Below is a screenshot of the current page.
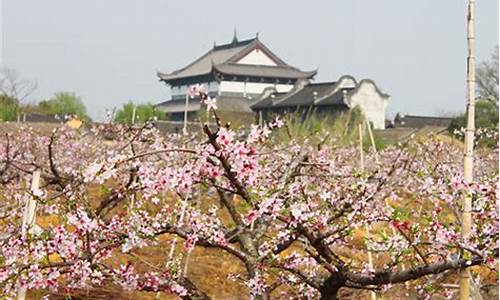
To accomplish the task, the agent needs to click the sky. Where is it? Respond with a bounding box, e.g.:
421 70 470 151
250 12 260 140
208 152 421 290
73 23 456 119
1 0 498 121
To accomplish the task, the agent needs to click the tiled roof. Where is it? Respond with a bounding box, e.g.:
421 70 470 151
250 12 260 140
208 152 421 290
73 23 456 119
157 39 254 82
393 114 453 128
213 63 316 79
251 81 349 110
157 37 315 82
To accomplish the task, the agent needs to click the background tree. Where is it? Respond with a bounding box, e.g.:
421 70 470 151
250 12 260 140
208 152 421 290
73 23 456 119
0 94 19 122
476 45 498 103
0 68 37 121
114 101 165 124
448 47 499 147
36 91 89 120
448 99 499 147
0 67 37 104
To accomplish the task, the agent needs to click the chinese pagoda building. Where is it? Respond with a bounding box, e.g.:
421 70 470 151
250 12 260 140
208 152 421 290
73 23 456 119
156 33 317 121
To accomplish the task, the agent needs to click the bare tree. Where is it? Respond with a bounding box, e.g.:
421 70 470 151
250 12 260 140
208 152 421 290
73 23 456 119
476 45 498 103
0 67 37 104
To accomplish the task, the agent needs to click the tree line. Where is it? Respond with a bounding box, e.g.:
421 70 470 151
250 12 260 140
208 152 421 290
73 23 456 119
0 68 164 124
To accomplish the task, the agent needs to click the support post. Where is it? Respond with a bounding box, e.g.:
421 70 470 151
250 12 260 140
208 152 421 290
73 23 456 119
365 119 379 164
183 93 189 134
131 105 136 125
460 0 475 299
168 193 189 260
359 124 376 300
358 124 364 170
17 169 41 300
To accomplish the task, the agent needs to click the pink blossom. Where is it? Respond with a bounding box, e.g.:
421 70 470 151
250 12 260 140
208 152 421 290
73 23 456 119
204 96 217 111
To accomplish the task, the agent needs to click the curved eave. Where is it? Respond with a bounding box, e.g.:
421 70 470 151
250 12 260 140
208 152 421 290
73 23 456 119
212 64 317 80
348 79 391 98
157 71 213 84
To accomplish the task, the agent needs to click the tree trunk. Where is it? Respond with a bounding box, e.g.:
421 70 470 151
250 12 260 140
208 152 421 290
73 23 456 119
319 285 340 300
319 275 344 300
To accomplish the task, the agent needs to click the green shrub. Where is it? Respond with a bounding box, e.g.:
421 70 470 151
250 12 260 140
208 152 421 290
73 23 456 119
0 94 19 122
448 99 499 147
36 91 89 120
114 101 165 124
271 107 385 149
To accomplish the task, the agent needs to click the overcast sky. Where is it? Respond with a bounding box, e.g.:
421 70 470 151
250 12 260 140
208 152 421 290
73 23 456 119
2 0 498 120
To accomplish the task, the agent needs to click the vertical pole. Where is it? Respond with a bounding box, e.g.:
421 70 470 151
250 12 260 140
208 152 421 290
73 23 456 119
366 116 406 278
358 124 364 170
460 0 475 299
205 103 209 126
110 108 116 124
259 111 263 127
168 193 189 260
367 249 376 300
359 124 376 300
131 105 136 125
183 93 189 134
365 119 379 164
17 169 41 300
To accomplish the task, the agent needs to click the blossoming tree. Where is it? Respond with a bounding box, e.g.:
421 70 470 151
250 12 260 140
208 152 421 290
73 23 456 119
0 86 497 299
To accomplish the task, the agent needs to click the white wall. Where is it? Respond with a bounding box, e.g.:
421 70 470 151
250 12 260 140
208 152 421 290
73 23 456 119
237 49 277 66
275 84 293 93
219 81 245 94
337 77 357 89
219 81 293 96
347 81 388 129
171 81 218 97
171 80 294 99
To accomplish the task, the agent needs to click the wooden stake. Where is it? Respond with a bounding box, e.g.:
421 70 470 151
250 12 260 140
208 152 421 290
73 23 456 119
365 120 379 165
183 93 189 135
17 169 41 300
131 105 137 125
168 193 190 263
358 124 364 170
359 123 376 300
461 0 475 299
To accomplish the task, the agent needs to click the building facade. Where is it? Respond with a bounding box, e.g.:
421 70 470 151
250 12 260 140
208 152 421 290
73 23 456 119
251 75 390 129
156 33 316 121
156 34 390 129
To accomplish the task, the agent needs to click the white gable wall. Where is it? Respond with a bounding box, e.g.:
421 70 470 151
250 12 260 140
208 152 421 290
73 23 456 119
237 49 277 66
337 77 357 89
347 81 388 129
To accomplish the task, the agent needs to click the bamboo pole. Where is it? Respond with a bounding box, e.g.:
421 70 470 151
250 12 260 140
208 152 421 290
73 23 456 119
364 120 379 165
359 124 377 300
131 105 137 125
168 194 189 260
358 124 364 171
183 93 189 134
460 0 475 299
17 169 41 300
365 117 409 281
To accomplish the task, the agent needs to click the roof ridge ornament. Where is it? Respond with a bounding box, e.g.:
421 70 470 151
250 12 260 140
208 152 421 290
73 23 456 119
232 28 238 44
